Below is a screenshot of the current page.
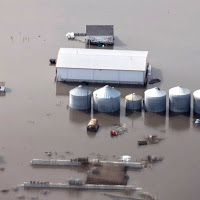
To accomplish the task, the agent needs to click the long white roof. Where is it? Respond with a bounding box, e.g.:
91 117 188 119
56 48 148 71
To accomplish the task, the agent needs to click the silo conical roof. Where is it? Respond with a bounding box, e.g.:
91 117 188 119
125 93 142 101
93 85 120 99
169 86 190 96
193 89 200 99
145 87 166 97
70 85 91 96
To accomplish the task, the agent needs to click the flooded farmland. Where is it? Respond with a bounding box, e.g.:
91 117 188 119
0 0 200 199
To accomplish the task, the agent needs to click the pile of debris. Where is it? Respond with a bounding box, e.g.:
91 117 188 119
86 163 128 185
148 78 161 85
138 135 164 146
142 155 164 164
110 123 128 136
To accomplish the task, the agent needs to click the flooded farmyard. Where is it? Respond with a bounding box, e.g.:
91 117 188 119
0 0 200 200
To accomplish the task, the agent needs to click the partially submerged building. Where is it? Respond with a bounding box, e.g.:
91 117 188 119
56 48 149 85
86 25 114 45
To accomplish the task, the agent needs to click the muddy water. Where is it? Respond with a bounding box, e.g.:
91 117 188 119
0 0 200 199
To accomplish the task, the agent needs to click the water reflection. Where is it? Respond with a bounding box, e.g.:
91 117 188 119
93 112 120 127
144 111 166 129
0 92 6 97
0 156 5 164
69 108 91 124
168 112 190 132
56 82 74 96
125 109 142 119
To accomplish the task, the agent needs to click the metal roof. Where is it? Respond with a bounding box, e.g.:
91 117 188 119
69 85 91 96
86 25 114 36
145 87 166 98
93 85 120 99
193 89 200 98
169 86 191 96
125 93 142 101
56 48 148 71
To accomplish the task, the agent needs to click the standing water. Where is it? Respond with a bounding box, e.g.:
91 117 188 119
0 1 200 200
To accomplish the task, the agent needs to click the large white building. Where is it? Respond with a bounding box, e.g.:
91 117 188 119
56 48 149 85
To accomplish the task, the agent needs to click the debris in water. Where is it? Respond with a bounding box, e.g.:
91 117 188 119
1 189 10 193
30 195 39 200
45 152 52 157
110 123 128 136
138 141 148 146
68 178 83 185
49 59 56 65
0 167 5 171
145 135 164 144
138 192 158 200
66 151 72 155
16 194 25 199
120 155 131 162
110 130 118 136
148 78 161 85
12 186 20 192
40 189 50 195
102 193 142 200
147 155 164 163
0 82 6 92
27 120 35 124
160 129 166 133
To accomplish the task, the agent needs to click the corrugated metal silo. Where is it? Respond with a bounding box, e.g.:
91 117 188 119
144 87 166 112
93 85 120 113
125 93 142 110
169 86 191 113
69 85 91 110
193 89 200 114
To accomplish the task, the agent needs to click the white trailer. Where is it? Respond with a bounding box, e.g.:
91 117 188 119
56 48 148 85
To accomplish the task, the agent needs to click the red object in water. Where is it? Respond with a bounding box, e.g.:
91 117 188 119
110 130 117 136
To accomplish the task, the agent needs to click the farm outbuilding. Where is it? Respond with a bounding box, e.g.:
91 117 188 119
86 25 114 45
56 48 149 85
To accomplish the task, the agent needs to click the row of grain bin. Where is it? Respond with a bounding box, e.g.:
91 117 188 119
144 86 200 114
69 85 120 113
144 86 191 113
69 85 200 114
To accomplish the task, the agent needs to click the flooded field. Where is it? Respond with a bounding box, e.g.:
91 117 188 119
0 0 200 199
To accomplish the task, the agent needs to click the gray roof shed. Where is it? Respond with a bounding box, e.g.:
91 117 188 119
86 25 114 36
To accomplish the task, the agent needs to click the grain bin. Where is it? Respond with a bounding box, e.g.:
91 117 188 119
125 93 142 110
193 89 200 114
93 85 120 113
144 87 166 112
169 86 191 113
69 85 91 110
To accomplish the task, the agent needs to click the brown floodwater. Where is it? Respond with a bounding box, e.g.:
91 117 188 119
0 0 200 199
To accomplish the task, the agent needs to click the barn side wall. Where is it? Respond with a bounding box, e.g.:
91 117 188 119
56 68 144 84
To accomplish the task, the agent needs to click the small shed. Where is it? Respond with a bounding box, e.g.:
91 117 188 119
86 25 114 45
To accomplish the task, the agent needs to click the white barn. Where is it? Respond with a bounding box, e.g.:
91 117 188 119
56 48 149 85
